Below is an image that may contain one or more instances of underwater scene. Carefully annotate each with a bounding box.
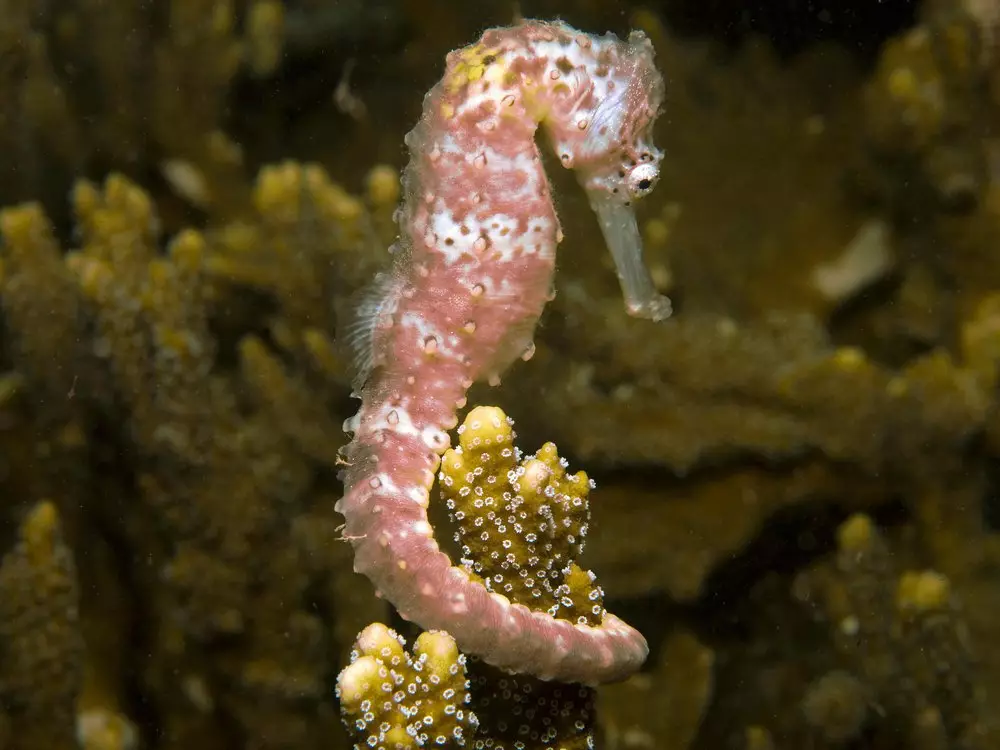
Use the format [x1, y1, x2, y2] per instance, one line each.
[0, 0, 997, 748]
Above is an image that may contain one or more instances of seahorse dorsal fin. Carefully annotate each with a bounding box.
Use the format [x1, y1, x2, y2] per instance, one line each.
[339, 270, 404, 391]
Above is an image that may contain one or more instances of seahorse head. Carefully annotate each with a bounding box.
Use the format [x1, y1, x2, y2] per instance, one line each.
[545, 28, 665, 208]
[553, 28, 671, 322]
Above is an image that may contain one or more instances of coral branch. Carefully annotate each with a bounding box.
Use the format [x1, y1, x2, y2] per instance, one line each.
[337, 623, 477, 749]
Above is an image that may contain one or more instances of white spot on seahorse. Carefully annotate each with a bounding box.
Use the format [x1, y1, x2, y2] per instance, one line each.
[399, 313, 461, 359]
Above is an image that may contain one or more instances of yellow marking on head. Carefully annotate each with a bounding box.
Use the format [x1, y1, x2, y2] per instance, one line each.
[466, 63, 485, 82]
[445, 45, 503, 93]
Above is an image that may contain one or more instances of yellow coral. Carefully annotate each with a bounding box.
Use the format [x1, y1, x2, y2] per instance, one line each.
[206, 160, 383, 350]
[245, 0, 285, 78]
[836, 513, 874, 553]
[809, 513, 987, 745]
[864, 28, 947, 152]
[896, 570, 951, 613]
[0, 501, 83, 749]
[960, 292, 1000, 389]
[64, 174, 216, 457]
[238, 333, 344, 465]
[337, 623, 477, 749]
[439, 405, 603, 626]
[366, 164, 401, 208]
[0, 203, 84, 410]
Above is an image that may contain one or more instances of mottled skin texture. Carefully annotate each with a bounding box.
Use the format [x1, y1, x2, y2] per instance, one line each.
[337, 20, 667, 684]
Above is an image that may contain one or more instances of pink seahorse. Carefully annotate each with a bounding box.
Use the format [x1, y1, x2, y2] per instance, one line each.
[337, 19, 669, 685]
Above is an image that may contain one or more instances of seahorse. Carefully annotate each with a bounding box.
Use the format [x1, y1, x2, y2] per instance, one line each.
[336, 19, 669, 685]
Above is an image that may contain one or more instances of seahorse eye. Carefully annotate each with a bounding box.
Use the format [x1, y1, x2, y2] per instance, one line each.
[626, 163, 659, 199]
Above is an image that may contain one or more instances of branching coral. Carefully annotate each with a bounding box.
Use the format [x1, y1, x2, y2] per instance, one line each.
[207, 160, 387, 330]
[0, 204, 85, 419]
[0, 164, 395, 749]
[440, 406, 602, 627]
[443, 406, 601, 749]
[67, 175, 217, 459]
[0, 502, 82, 750]
[337, 623, 477, 749]
[862, 3, 989, 212]
[0, 0, 263, 214]
[794, 513, 990, 748]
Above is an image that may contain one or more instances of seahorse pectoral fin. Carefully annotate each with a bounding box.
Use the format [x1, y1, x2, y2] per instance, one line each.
[338, 270, 406, 390]
[588, 194, 672, 321]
